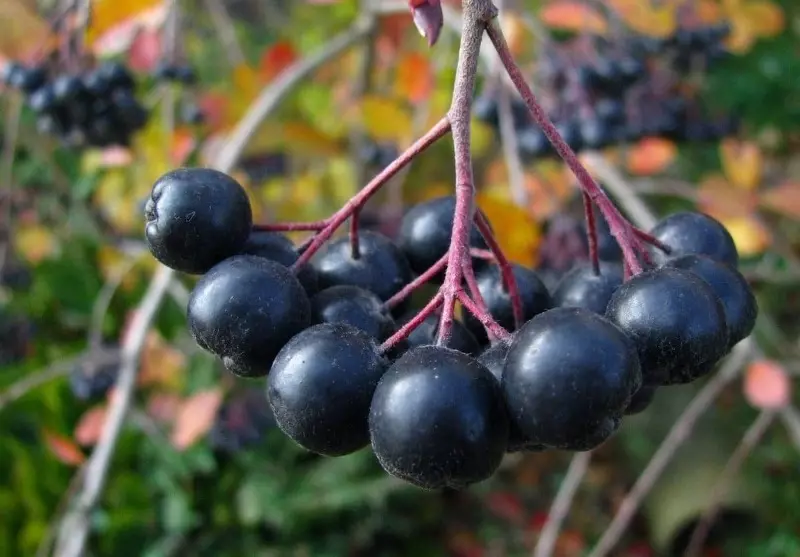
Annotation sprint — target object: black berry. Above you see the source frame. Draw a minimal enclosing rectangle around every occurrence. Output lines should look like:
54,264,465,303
187,255,311,378
400,312,480,355
310,285,396,342
650,211,739,267
502,307,641,451
268,323,387,456
605,267,729,386
144,168,253,274
624,385,657,416
665,254,757,349
552,262,623,315
240,230,318,294
369,345,509,489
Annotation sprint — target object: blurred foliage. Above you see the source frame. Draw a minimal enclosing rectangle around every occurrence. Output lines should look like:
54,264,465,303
0,0,799,556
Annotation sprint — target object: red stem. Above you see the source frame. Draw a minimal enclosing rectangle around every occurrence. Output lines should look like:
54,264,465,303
485,21,645,275
291,116,451,272
470,248,495,261
475,212,524,330
634,228,671,254
457,291,511,342
383,253,449,311
253,221,327,232
349,210,361,260
582,191,600,275
462,258,499,342
380,291,444,354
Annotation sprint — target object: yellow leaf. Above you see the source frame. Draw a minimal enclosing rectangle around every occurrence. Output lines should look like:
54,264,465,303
280,121,345,157
87,0,164,44
14,224,58,264
605,0,676,37
471,120,494,159
719,216,771,256
0,0,53,61
327,157,357,206
360,96,412,142
500,12,533,54
744,1,784,37
539,1,608,34
720,139,762,191
408,182,454,204
726,18,756,53
96,245,141,291
475,192,541,268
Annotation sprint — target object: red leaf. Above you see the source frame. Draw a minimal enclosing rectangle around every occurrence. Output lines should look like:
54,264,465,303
146,393,182,424
485,491,524,522
171,388,224,450
259,41,297,82
43,430,86,466
127,27,162,72
74,405,108,447
395,52,434,103
170,128,197,166
744,359,791,410
527,510,550,532
197,92,229,131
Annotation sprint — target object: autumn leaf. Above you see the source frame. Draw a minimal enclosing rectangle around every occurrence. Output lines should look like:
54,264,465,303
87,0,164,45
719,216,772,257
476,191,541,268
395,52,434,104
360,96,413,142
171,389,224,450
539,1,608,34
280,121,345,157
260,40,298,82
499,12,530,55
146,393,183,424
605,0,676,37
74,406,108,447
126,27,162,73
0,0,53,62
744,359,790,410
14,224,59,264
139,332,187,390
43,430,85,466
626,137,677,176
720,139,762,191
759,181,800,219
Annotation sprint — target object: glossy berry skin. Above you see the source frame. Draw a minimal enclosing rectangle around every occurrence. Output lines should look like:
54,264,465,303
268,323,387,456
502,307,641,451
369,345,509,489
400,313,480,355
310,285,396,342
650,211,739,267
240,231,318,294
605,267,729,386
398,196,490,278
187,255,310,378
624,386,657,416
145,168,253,274
463,264,552,345
665,254,757,349
312,231,413,310
552,262,623,315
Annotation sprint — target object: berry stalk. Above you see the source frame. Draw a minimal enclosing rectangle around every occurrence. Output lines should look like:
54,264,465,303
435,0,496,346
380,290,444,354
383,252,449,310
253,221,327,232
457,290,510,342
292,116,451,271
582,191,601,275
485,20,648,275
475,211,524,330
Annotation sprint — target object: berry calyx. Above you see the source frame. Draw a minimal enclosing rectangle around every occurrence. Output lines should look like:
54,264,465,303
268,323,388,456
649,211,739,267
187,255,311,378
605,267,729,386
310,285,397,342
369,345,509,489
145,168,253,274
502,307,641,451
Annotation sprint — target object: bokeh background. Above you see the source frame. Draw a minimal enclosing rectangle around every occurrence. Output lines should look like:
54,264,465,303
1,0,799,555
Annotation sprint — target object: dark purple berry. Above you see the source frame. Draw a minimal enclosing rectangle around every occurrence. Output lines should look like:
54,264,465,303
187,255,310,378
650,211,739,267
502,307,641,451
605,267,729,386
144,168,253,274
268,323,387,456
624,385,657,415
552,262,623,315
240,230,318,294
400,312,480,355
369,345,509,489
310,285,396,342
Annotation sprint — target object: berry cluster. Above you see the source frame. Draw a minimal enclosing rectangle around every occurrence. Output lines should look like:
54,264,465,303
69,351,119,401
143,167,757,490
1,60,148,148
475,22,738,159
151,60,205,126
209,389,277,454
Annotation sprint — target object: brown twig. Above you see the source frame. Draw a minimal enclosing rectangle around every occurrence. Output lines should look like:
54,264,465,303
533,452,592,557
587,339,754,557
683,410,776,557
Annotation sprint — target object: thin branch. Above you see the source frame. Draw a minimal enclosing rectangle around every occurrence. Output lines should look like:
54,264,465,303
683,410,776,557
0,349,119,412
587,339,754,557
534,452,592,557
51,19,373,557
780,405,800,453
203,0,246,66
88,254,142,348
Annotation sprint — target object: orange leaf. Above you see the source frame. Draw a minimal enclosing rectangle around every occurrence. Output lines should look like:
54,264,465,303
139,332,187,390
475,191,541,268
0,0,54,62
170,127,197,166
500,12,529,56
259,41,297,82
74,406,108,447
394,52,434,104
89,1,166,52
605,0,676,37
744,360,790,410
539,1,608,34
43,430,85,466
697,174,757,218
626,137,677,175
147,393,183,424
759,181,800,219
720,139,762,191
744,1,785,38
171,388,224,450
719,215,772,257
